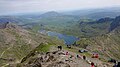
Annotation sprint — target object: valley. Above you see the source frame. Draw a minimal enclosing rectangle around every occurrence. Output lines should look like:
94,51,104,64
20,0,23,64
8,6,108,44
0,7,120,67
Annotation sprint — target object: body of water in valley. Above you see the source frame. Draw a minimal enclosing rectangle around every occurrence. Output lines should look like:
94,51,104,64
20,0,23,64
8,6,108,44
39,30,79,45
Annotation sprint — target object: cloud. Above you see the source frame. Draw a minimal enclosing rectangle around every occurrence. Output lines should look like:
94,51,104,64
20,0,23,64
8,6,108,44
0,0,120,15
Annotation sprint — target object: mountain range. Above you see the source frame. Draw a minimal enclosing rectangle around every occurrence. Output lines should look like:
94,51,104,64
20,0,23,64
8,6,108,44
0,7,120,66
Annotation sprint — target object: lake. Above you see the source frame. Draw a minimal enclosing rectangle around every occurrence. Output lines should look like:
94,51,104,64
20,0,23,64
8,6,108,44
39,30,79,45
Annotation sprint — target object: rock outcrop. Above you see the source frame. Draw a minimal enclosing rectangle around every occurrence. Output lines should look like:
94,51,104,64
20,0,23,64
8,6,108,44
109,16,120,32
0,22,9,29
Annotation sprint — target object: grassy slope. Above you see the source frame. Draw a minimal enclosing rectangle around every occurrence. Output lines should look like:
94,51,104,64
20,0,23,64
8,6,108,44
0,23,64,66
76,29,120,60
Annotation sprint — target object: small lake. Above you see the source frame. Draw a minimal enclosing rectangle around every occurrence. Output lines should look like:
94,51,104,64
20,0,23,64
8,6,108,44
39,30,79,45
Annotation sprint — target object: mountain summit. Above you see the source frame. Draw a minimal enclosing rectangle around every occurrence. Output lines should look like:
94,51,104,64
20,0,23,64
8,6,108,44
40,11,62,18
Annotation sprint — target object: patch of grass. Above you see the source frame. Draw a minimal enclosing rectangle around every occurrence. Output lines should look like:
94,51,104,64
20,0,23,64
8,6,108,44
35,43,54,52
35,43,52,52
31,25,41,33
99,57,108,62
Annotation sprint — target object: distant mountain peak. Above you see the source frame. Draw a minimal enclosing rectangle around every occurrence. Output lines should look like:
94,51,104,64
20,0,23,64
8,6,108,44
40,11,62,18
44,11,59,14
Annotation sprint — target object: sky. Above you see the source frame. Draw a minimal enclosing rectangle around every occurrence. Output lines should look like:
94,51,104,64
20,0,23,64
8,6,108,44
0,0,120,15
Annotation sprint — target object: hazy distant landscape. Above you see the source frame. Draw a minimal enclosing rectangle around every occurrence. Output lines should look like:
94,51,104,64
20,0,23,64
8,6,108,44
1,7,120,37
0,0,120,67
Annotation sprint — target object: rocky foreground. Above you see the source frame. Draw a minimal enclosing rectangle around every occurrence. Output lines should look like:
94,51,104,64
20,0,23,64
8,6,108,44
8,48,114,67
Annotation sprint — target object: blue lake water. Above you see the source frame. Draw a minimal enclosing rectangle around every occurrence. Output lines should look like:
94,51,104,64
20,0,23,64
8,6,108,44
39,30,79,45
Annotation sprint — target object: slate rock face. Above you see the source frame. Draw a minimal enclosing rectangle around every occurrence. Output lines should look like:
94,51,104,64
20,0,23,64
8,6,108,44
109,16,120,32
97,17,114,23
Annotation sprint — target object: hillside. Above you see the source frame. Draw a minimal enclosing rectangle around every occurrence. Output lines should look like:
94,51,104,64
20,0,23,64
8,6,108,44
0,22,115,67
76,26,120,60
0,23,64,66
74,15,120,60
78,17,114,37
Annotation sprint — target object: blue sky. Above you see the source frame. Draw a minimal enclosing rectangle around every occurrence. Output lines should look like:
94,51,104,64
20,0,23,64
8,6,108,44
0,0,120,15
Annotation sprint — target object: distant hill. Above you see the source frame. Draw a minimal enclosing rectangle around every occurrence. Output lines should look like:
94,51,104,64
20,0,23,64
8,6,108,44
39,11,62,18
0,16,20,23
77,16,120,37
63,7,120,19
84,11,120,19
77,17,112,37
